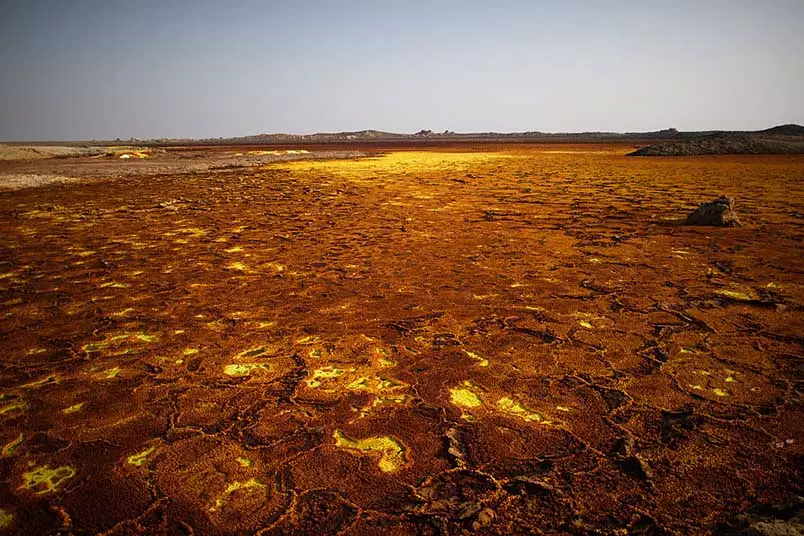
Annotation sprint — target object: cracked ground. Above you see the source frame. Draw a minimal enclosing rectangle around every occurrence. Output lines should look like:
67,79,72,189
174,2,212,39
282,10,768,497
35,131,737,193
0,145,802,535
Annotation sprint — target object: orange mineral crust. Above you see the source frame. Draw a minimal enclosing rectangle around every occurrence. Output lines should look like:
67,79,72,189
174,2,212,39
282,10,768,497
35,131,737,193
0,145,802,534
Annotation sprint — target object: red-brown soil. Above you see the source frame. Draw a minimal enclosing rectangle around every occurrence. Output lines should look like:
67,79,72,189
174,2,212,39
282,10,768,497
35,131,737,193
0,145,802,535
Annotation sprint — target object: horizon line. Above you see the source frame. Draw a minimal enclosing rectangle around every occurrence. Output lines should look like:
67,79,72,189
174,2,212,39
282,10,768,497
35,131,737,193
2,123,801,144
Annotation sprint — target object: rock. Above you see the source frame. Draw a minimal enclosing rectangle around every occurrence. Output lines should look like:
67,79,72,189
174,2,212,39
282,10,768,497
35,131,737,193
471,508,495,531
717,496,804,535
608,437,654,481
686,196,742,227
413,470,498,520
746,519,804,536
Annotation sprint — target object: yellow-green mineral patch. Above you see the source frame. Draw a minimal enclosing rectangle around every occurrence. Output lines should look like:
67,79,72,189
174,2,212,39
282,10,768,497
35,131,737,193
333,430,407,472
378,356,396,367
81,342,108,353
223,363,271,377
20,465,75,495
18,375,57,390
497,397,548,423
376,376,404,391
62,403,84,414
95,367,121,380
373,346,396,367
209,479,265,513
234,347,269,360
372,394,410,408
265,262,286,272
134,333,158,343
177,227,207,238
109,332,157,343
127,446,156,467
236,457,253,468
2,434,23,457
347,377,371,390
0,508,13,529
0,399,27,416
82,332,157,353
358,393,412,419
449,382,483,408
716,288,757,301
226,262,249,272
462,349,489,367
99,282,130,288
306,366,350,388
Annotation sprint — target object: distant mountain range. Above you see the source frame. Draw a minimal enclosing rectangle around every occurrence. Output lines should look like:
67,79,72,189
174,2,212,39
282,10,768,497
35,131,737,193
18,124,799,155
133,125,803,154
146,127,693,145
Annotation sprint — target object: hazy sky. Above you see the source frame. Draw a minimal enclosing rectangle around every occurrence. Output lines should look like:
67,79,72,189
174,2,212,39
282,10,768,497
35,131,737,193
1,0,803,140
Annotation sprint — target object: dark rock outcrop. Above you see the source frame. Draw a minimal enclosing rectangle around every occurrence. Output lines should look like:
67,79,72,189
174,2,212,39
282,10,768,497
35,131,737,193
628,127,804,156
686,196,742,227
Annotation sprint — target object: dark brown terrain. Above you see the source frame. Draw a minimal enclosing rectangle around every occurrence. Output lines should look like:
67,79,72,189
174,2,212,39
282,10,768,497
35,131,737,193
0,144,802,535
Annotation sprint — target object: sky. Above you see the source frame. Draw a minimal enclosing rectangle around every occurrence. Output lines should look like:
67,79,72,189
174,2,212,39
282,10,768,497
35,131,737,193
1,0,803,140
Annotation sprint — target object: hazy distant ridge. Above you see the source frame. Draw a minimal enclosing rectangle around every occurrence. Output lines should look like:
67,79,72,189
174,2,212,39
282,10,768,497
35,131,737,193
627,124,804,156
12,125,803,149
140,125,801,148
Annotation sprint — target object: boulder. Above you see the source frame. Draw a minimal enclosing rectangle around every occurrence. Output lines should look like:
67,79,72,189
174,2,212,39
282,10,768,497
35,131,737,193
686,196,742,227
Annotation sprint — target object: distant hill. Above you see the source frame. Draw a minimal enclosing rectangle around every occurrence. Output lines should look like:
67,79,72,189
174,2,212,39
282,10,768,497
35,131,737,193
760,124,804,136
143,127,696,146
12,125,803,148
226,130,406,143
628,125,804,156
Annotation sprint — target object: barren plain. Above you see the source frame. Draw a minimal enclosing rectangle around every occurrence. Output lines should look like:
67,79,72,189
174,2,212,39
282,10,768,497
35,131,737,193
0,145,802,535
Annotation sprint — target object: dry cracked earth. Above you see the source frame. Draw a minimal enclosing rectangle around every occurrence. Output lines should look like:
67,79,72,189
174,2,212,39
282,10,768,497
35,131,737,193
0,146,802,535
